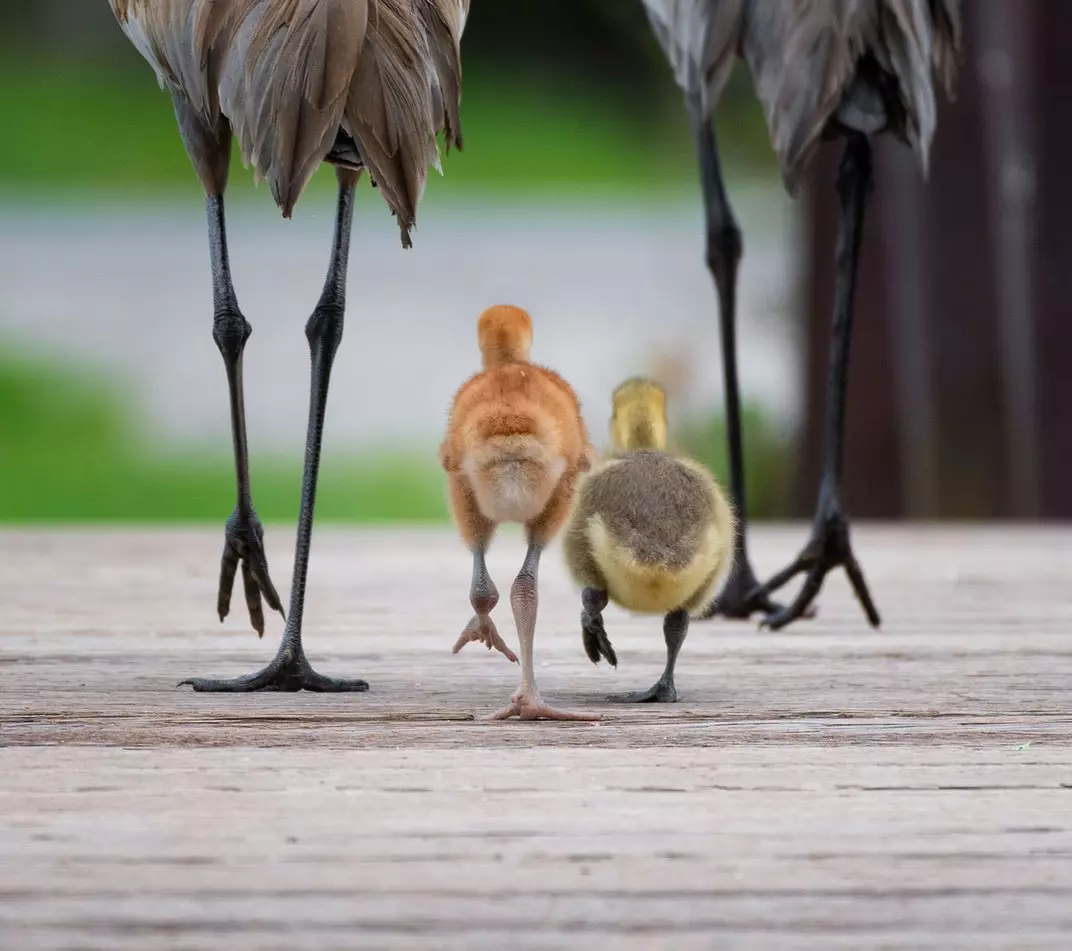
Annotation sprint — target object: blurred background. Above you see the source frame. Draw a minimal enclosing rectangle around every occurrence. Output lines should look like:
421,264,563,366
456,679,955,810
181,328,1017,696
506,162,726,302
0,0,1067,524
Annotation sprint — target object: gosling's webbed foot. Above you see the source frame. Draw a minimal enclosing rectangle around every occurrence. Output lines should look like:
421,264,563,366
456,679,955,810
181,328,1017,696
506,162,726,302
179,644,369,693
218,508,285,637
613,678,678,704
491,686,600,722
453,615,518,663
698,556,802,622
751,506,880,632
581,610,617,667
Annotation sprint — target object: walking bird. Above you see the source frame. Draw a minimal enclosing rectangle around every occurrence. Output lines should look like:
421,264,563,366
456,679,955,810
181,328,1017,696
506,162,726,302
108,0,467,690
564,378,735,703
442,305,599,721
642,0,961,628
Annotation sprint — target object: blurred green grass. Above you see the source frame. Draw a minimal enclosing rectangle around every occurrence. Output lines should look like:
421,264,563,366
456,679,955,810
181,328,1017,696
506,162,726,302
0,347,449,523
676,405,793,522
0,61,776,200
0,343,790,523
0,59,785,524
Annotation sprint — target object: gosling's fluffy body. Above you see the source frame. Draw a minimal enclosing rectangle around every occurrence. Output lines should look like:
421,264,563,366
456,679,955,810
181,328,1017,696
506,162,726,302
565,378,735,617
565,377,734,703
571,452,734,616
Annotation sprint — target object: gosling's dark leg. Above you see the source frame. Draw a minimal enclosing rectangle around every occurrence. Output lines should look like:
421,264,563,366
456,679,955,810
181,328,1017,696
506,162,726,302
183,171,368,692
580,587,616,667
751,135,881,631
616,609,689,704
209,193,285,637
688,94,784,622
453,547,517,663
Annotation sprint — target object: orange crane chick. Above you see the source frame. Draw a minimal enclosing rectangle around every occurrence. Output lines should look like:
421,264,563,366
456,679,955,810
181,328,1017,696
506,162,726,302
441,305,599,721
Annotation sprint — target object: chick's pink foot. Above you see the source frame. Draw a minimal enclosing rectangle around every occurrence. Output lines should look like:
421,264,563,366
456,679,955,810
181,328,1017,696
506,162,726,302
453,615,518,663
491,686,600,722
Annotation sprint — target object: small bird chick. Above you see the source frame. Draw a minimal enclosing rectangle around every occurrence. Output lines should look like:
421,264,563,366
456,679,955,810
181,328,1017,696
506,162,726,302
564,378,736,703
441,305,598,721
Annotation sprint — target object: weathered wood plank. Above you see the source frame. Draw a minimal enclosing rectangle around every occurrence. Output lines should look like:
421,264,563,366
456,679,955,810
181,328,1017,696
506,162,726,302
1,527,1071,949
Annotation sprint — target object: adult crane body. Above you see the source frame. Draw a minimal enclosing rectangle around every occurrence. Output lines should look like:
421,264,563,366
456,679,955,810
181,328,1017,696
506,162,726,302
642,0,961,628
108,0,467,690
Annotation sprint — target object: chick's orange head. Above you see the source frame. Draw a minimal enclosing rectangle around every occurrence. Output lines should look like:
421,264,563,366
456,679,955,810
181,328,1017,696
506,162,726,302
478,305,533,368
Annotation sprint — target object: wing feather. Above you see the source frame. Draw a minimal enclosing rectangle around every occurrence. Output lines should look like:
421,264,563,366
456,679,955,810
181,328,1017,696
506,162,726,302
111,0,469,234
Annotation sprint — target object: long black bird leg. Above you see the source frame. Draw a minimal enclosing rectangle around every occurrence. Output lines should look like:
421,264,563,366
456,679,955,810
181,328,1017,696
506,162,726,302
688,94,786,622
614,609,689,704
751,135,881,632
208,192,285,637
183,170,368,691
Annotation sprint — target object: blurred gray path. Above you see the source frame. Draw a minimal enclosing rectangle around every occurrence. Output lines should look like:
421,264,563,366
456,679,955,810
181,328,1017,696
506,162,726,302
0,188,801,453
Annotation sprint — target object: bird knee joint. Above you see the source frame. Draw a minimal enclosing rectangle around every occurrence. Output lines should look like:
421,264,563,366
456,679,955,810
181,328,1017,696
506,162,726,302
705,225,743,278
305,303,344,349
212,311,251,360
510,571,537,608
582,587,608,614
471,587,499,616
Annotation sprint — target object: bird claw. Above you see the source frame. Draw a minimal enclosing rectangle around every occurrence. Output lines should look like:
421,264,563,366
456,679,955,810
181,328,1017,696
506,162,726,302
612,679,678,704
581,611,617,667
698,557,793,622
751,509,879,631
490,686,600,722
179,647,368,693
218,508,285,637
453,615,518,663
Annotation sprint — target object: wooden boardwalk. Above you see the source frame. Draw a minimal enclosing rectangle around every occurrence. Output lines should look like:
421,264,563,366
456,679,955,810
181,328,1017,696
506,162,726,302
1,526,1071,950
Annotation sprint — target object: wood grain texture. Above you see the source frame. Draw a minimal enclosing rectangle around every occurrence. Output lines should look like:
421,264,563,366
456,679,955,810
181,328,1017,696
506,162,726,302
2,526,1071,949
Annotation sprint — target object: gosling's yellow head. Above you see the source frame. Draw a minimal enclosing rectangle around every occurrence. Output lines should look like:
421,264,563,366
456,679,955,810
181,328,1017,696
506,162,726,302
477,305,533,368
610,377,668,452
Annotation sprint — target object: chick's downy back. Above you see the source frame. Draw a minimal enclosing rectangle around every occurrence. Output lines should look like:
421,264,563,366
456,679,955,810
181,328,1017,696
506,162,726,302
442,307,590,530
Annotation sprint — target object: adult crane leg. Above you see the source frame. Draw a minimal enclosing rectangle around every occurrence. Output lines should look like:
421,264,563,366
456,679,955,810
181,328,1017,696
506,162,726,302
172,97,284,637
750,134,881,631
688,95,785,621
183,169,368,692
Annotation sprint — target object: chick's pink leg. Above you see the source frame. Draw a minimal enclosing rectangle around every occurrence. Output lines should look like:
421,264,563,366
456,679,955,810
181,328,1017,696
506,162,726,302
453,546,517,663
492,544,599,722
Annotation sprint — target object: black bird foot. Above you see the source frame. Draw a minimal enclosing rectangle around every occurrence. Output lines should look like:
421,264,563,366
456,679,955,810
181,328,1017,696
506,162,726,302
613,679,677,704
698,557,799,622
179,643,369,693
218,508,285,637
581,610,618,667
751,506,880,632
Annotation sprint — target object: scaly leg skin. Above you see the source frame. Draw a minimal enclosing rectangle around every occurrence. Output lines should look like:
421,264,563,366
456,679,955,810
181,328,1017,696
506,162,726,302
580,587,617,667
453,548,517,663
492,545,599,722
182,172,368,692
751,135,881,633
208,193,285,637
615,609,689,704
687,95,786,622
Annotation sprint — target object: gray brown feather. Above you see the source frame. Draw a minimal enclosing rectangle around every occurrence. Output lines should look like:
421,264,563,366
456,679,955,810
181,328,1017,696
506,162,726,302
571,451,716,572
108,0,467,239
642,0,963,194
